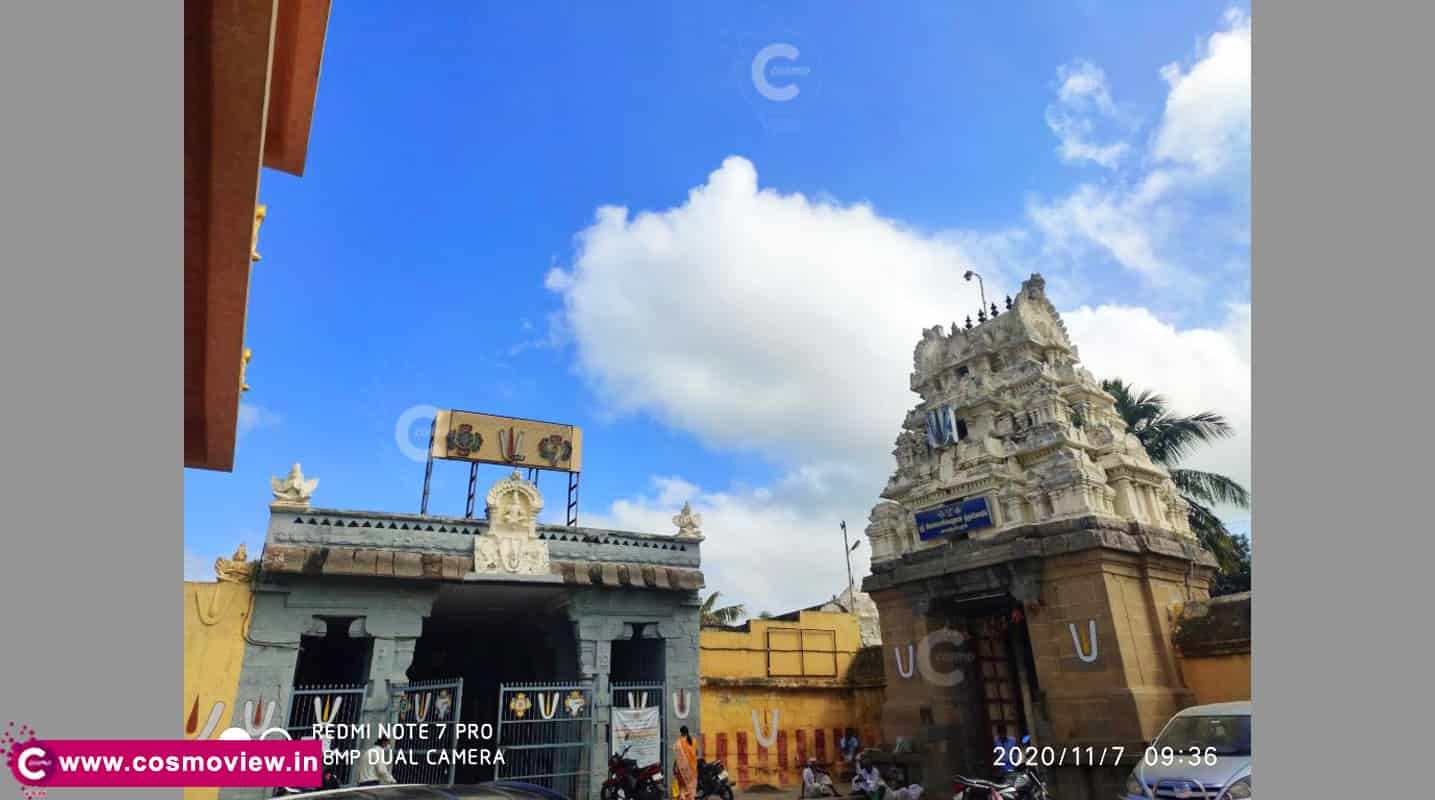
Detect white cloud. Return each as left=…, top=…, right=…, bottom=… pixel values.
left=1151, top=9, right=1252, bottom=181
left=583, top=466, right=874, bottom=617
left=1064, top=302, right=1252, bottom=504
left=1031, top=10, right=1250, bottom=291
left=546, top=156, right=1009, bottom=469
left=237, top=402, right=281, bottom=436
left=542, top=12, right=1252, bottom=613
left=507, top=311, right=571, bottom=356
left=1045, top=60, right=1130, bottom=168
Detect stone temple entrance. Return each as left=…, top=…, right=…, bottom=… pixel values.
left=405, top=581, right=579, bottom=785
left=861, top=275, right=1219, bottom=799
left=229, top=467, right=705, bottom=800
left=926, top=594, right=1042, bottom=779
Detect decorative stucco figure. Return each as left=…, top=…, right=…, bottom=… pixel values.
left=270, top=463, right=318, bottom=510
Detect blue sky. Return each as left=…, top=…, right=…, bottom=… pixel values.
left=185, top=3, right=1252, bottom=614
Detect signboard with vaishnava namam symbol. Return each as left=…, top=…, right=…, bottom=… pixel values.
left=430, top=410, right=583, bottom=472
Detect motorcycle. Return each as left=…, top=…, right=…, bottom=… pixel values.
left=602, top=744, right=666, bottom=800
left=953, top=737, right=1051, bottom=800
left=697, top=757, right=734, bottom=800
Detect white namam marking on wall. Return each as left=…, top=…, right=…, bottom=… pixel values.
left=1069, top=620, right=1099, bottom=663
left=671, top=690, right=692, bottom=719
left=894, top=644, right=915, bottom=679
left=241, top=699, right=277, bottom=738
left=196, top=701, right=225, bottom=740
left=752, top=710, right=779, bottom=748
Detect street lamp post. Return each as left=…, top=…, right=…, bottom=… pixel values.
left=964, top=270, right=987, bottom=311
left=840, top=521, right=861, bottom=609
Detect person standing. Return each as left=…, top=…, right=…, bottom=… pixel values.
left=841, top=729, right=861, bottom=766
left=674, top=725, right=699, bottom=800
left=356, top=735, right=397, bottom=787
left=993, top=724, right=1020, bottom=776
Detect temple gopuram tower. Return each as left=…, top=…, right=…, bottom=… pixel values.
left=862, top=274, right=1218, bottom=798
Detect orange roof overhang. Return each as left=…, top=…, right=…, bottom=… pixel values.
left=184, top=0, right=330, bottom=472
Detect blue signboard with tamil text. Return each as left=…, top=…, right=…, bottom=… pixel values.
left=914, top=496, right=994, bottom=541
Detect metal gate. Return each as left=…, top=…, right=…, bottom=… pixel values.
left=285, top=684, right=369, bottom=786
left=388, top=678, right=465, bottom=785
left=495, top=681, right=595, bottom=800
left=609, top=682, right=666, bottom=770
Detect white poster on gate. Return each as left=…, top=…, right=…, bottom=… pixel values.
left=612, top=706, right=662, bottom=768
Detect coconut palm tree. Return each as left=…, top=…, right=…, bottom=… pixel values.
left=700, top=591, right=747, bottom=627
left=1101, top=379, right=1251, bottom=595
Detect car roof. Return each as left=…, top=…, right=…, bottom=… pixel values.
left=1175, top=701, right=1251, bottom=717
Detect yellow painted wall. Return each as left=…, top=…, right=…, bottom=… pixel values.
left=1177, top=653, right=1251, bottom=705
left=699, top=611, right=883, bottom=789
left=183, top=580, right=253, bottom=800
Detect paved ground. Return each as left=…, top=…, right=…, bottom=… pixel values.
left=733, top=788, right=864, bottom=800
left=732, top=789, right=801, bottom=800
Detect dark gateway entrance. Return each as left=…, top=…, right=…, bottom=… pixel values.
left=405, top=582, right=579, bottom=785
left=928, top=594, right=1041, bottom=780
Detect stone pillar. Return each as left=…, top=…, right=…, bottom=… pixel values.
left=228, top=591, right=303, bottom=736
left=219, top=590, right=302, bottom=800
left=1026, top=549, right=1212, bottom=750
left=869, top=588, right=987, bottom=787
left=568, top=588, right=702, bottom=800
left=574, top=611, right=616, bottom=800
left=359, top=611, right=426, bottom=733
left=1110, top=477, right=1137, bottom=521
left=660, top=595, right=702, bottom=760
left=219, top=581, right=438, bottom=800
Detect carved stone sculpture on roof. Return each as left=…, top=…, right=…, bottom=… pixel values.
left=214, top=543, right=255, bottom=584
left=865, top=502, right=906, bottom=561
left=474, top=471, right=550, bottom=576
left=673, top=502, right=704, bottom=541
left=270, top=463, right=318, bottom=510
left=894, top=430, right=923, bottom=472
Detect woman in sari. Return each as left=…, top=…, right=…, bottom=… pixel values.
left=674, top=725, right=699, bottom=800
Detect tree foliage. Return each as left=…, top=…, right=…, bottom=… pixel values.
left=700, top=591, right=747, bottom=627
left=1102, top=379, right=1251, bottom=596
